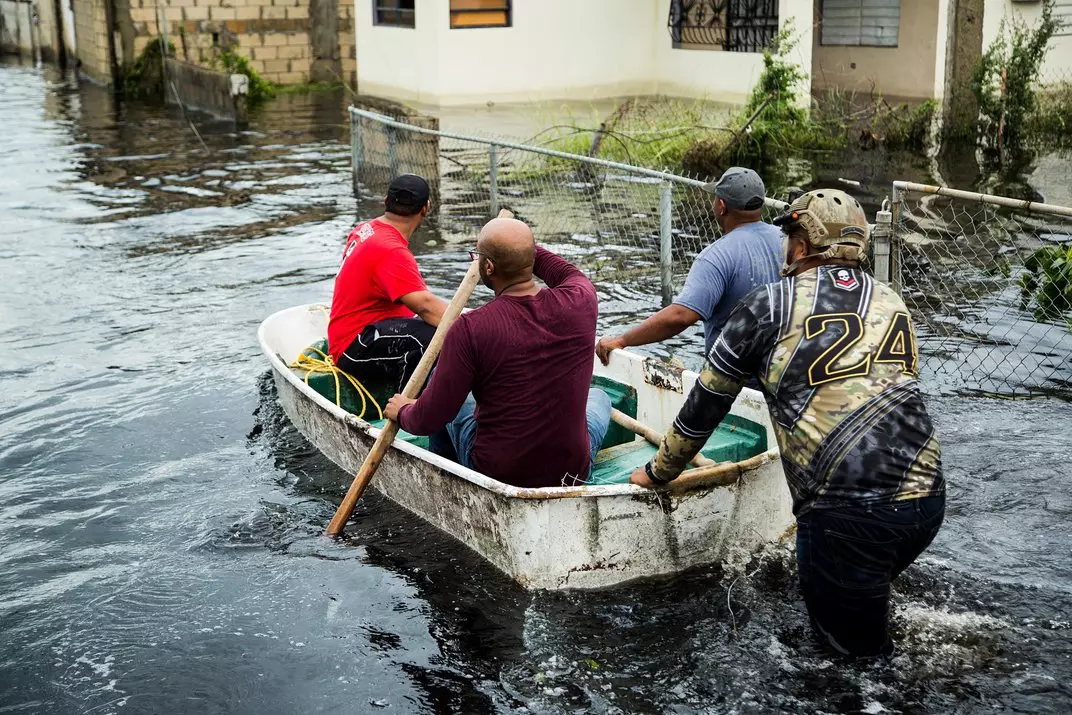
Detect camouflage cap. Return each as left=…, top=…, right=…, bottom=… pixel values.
left=774, top=189, right=869, bottom=274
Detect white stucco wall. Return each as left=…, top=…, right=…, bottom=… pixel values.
left=933, top=0, right=952, bottom=100
left=355, top=0, right=814, bottom=106
left=982, top=0, right=1072, bottom=82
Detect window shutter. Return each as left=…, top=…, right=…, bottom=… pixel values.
left=1056, top=1, right=1072, bottom=36
left=821, top=0, right=900, bottom=47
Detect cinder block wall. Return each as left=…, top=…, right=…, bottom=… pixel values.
left=73, top=0, right=113, bottom=83
left=77, top=0, right=354, bottom=86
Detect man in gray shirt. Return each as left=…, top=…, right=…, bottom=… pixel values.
left=596, top=167, right=783, bottom=364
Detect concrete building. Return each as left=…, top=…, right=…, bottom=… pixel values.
left=811, top=0, right=953, bottom=100
left=0, top=0, right=357, bottom=87
left=355, top=0, right=815, bottom=106
left=811, top=0, right=1072, bottom=101
left=354, top=0, right=1071, bottom=108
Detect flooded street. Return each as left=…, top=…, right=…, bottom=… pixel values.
left=1, top=60, right=1070, bottom=714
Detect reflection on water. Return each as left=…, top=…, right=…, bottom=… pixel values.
left=1, top=58, right=1071, bottom=714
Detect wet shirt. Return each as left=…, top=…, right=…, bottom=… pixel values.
left=673, top=221, right=783, bottom=355
left=327, top=219, right=427, bottom=362
left=650, top=265, right=945, bottom=515
left=398, top=247, right=598, bottom=488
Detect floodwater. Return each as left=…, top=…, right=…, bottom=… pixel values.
left=1, top=58, right=1071, bottom=714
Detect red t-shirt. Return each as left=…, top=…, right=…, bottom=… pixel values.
left=328, top=219, right=427, bottom=362
left=398, top=247, right=598, bottom=488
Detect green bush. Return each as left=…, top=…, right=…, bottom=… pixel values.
left=124, top=38, right=175, bottom=99
left=213, top=48, right=276, bottom=105
left=1020, top=243, right=1072, bottom=324
left=971, top=0, right=1062, bottom=157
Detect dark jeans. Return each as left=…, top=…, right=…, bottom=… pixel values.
left=796, top=495, right=945, bottom=657
left=336, top=317, right=436, bottom=395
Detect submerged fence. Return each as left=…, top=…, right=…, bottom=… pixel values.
left=350, top=106, right=786, bottom=307
left=348, top=107, right=1072, bottom=397
left=891, top=182, right=1072, bottom=395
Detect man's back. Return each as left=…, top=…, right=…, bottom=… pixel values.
left=655, top=264, right=944, bottom=513
left=400, top=248, right=598, bottom=487
left=717, top=265, right=944, bottom=512
left=327, top=219, right=423, bottom=362
left=674, top=221, right=782, bottom=354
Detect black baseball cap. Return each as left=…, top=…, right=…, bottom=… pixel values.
left=386, top=174, right=430, bottom=209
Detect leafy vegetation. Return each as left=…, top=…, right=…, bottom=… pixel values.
left=123, top=38, right=175, bottom=99
left=539, top=27, right=935, bottom=179
left=971, top=0, right=1064, bottom=159
left=1020, top=243, right=1072, bottom=325
left=212, top=47, right=276, bottom=106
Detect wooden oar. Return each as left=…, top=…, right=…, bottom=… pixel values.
left=610, top=408, right=715, bottom=468
left=325, top=208, right=514, bottom=537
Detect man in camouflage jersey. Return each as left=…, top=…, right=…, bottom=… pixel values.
left=631, top=189, right=946, bottom=657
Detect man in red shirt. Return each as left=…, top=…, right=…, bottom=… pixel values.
left=328, top=174, right=448, bottom=393
left=384, top=217, right=612, bottom=488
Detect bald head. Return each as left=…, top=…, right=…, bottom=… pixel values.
left=477, top=217, right=536, bottom=282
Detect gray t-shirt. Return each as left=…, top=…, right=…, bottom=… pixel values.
left=673, top=221, right=783, bottom=357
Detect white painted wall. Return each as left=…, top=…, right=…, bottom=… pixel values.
left=432, top=0, right=656, bottom=104
left=356, top=0, right=814, bottom=106
left=933, top=0, right=951, bottom=100
left=982, top=0, right=1072, bottom=82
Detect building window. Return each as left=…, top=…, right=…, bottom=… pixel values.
left=375, top=0, right=415, bottom=28
left=450, top=0, right=510, bottom=29
left=667, top=0, right=778, bottom=53
left=820, top=0, right=900, bottom=47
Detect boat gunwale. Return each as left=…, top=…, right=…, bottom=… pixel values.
left=258, top=304, right=778, bottom=501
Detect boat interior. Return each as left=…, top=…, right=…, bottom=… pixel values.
left=290, top=339, right=768, bottom=485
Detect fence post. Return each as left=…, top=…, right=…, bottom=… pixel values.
left=889, top=183, right=904, bottom=294
left=386, top=124, right=398, bottom=176
left=659, top=182, right=673, bottom=307
left=488, top=144, right=499, bottom=217
left=351, top=111, right=364, bottom=195
left=872, top=201, right=893, bottom=284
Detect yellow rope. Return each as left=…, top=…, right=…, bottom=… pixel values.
left=288, top=345, right=384, bottom=421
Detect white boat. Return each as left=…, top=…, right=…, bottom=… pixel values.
left=258, top=304, right=794, bottom=590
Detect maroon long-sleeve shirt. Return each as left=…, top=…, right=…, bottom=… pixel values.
left=398, top=247, right=598, bottom=488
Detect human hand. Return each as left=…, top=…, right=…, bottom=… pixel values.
left=596, top=335, right=626, bottom=366
left=630, top=466, right=658, bottom=489
left=385, top=394, right=416, bottom=422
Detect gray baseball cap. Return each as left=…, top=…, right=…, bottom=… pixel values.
left=702, top=167, right=766, bottom=211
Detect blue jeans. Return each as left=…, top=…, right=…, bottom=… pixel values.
left=795, top=495, right=945, bottom=657
left=429, top=388, right=612, bottom=483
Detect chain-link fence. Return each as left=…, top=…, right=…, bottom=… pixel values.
left=892, top=181, right=1072, bottom=396
left=348, top=107, right=1072, bottom=398
left=350, top=106, right=786, bottom=305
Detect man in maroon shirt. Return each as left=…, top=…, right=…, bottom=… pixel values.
left=384, top=217, right=612, bottom=488
left=328, top=174, right=448, bottom=393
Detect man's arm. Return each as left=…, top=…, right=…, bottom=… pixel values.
left=533, top=246, right=588, bottom=289
left=400, top=290, right=449, bottom=327
left=638, top=364, right=745, bottom=484
left=389, top=319, right=476, bottom=435
left=597, top=251, right=724, bottom=365
left=596, top=305, right=701, bottom=365
left=631, top=297, right=769, bottom=486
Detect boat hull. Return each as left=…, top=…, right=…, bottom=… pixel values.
left=262, top=304, right=794, bottom=590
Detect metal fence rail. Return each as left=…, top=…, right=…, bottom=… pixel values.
left=350, top=106, right=786, bottom=306
left=348, top=106, right=1072, bottom=398
left=892, top=181, right=1072, bottom=396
